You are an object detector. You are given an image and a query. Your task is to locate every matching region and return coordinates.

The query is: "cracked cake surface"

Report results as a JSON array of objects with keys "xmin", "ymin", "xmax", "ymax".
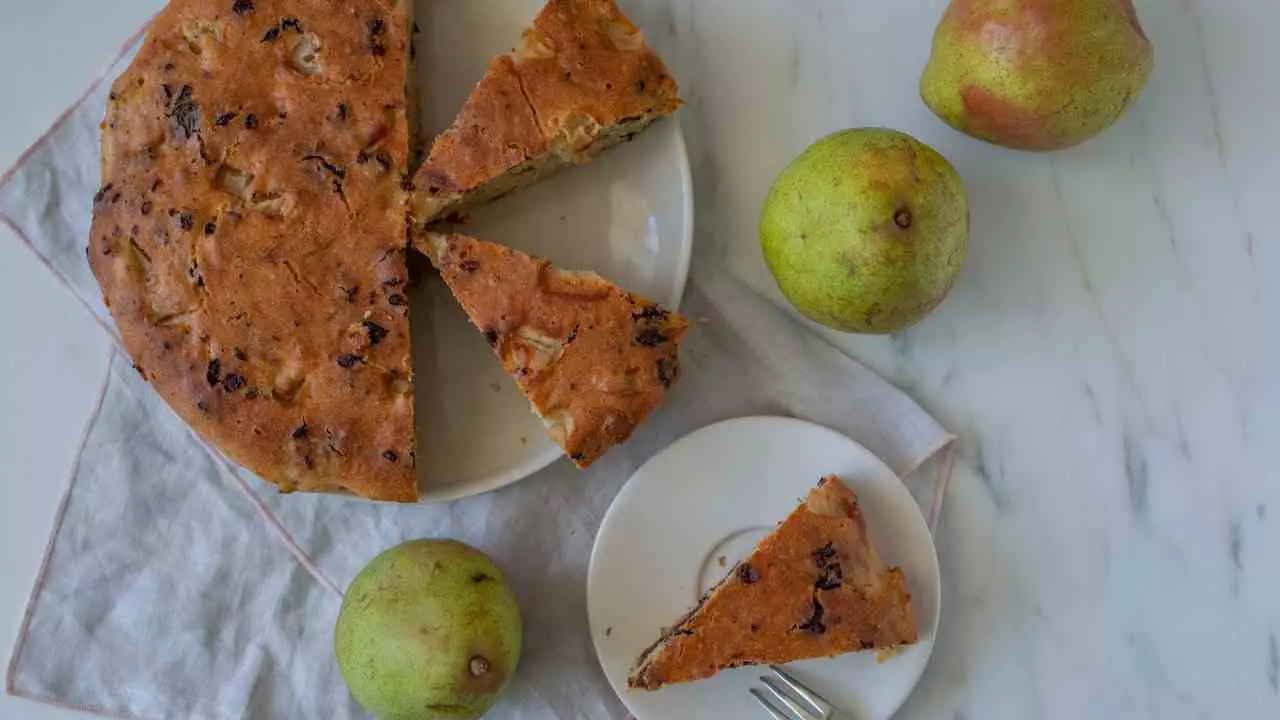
[
  {"xmin": 88, "ymin": 0, "xmax": 418, "ymax": 502},
  {"xmin": 410, "ymin": 0, "xmax": 682, "ymax": 228},
  {"xmin": 422, "ymin": 232, "xmax": 687, "ymax": 468},
  {"xmin": 628, "ymin": 475, "xmax": 918, "ymax": 690}
]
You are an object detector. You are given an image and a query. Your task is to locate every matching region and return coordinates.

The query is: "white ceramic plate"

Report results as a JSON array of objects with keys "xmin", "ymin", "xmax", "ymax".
[
  {"xmin": 409, "ymin": 1, "xmax": 694, "ymax": 501},
  {"xmin": 588, "ymin": 417, "xmax": 941, "ymax": 720}
]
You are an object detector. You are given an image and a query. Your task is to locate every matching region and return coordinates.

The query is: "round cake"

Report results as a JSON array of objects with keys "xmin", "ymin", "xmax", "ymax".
[{"xmin": 88, "ymin": 0, "xmax": 418, "ymax": 501}]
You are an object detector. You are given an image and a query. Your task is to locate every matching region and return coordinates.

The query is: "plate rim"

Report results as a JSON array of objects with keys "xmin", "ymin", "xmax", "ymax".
[
  {"xmin": 586, "ymin": 415, "xmax": 942, "ymax": 720},
  {"xmin": 417, "ymin": 118, "xmax": 696, "ymax": 504}
]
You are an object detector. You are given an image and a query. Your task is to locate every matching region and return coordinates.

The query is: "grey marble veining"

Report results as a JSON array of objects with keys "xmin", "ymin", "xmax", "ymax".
[{"xmin": 636, "ymin": 0, "xmax": 1280, "ymax": 716}]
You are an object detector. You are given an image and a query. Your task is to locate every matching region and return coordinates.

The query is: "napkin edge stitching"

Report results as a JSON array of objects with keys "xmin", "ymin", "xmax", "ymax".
[
  {"xmin": 4, "ymin": 359, "xmax": 124, "ymax": 710},
  {"xmin": 0, "ymin": 19, "xmax": 155, "ymax": 193},
  {"xmin": 0, "ymin": 213, "xmax": 123, "ymax": 347},
  {"xmin": 202, "ymin": 442, "xmax": 345, "ymax": 600}
]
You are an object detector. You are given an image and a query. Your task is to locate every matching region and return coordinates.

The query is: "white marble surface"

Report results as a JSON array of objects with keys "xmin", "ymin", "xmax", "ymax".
[{"xmin": 0, "ymin": 0, "xmax": 1276, "ymax": 718}]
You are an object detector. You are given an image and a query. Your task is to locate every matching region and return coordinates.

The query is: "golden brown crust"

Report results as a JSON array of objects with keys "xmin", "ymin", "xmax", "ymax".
[
  {"xmin": 514, "ymin": 0, "xmax": 681, "ymax": 144},
  {"xmin": 412, "ymin": 54, "xmax": 546, "ymax": 218},
  {"xmin": 423, "ymin": 233, "xmax": 686, "ymax": 467},
  {"xmin": 410, "ymin": 0, "xmax": 682, "ymax": 226},
  {"xmin": 629, "ymin": 476, "xmax": 918, "ymax": 690},
  {"xmin": 89, "ymin": 0, "xmax": 417, "ymax": 502}
]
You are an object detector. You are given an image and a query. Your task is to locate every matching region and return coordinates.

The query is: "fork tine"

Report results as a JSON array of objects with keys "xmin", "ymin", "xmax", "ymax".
[
  {"xmin": 770, "ymin": 666, "xmax": 832, "ymax": 717},
  {"xmin": 750, "ymin": 687, "xmax": 797, "ymax": 720},
  {"xmin": 759, "ymin": 676, "xmax": 817, "ymax": 720}
]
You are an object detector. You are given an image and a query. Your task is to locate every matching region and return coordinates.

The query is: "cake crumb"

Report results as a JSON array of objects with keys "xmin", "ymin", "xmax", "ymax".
[
  {"xmin": 877, "ymin": 646, "xmax": 903, "ymax": 663},
  {"xmin": 717, "ymin": 555, "xmax": 726, "ymax": 568}
]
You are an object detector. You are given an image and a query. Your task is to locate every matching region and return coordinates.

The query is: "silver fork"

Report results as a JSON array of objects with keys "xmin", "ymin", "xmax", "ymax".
[{"xmin": 750, "ymin": 666, "xmax": 840, "ymax": 720}]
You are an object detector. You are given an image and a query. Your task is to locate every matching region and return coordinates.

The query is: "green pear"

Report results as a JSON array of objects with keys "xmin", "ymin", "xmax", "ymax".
[
  {"xmin": 760, "ymin": 128, "xmax": 969, "ymax": 335},
  {"xmin": 335, "ymin": 540, "xmax": 522, "ymax": 720},
  {"xmin": 921, "ymin": 0, "xmax": 1154, "ymax": 151}
]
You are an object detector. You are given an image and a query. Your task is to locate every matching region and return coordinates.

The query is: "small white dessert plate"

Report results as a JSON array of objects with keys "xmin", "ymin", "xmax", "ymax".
[
  {"xmin": 410, "ymin": 0, "xmax": 693, "ymax": 501},
  {"xmin": 587, "ymin": 417, "xmax": 941, "ymax": 720}
]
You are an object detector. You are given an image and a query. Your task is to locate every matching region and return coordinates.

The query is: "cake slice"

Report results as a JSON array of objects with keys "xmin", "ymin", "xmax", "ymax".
[
  {"xmin": 422, "ymin": 233, "xmax": 687, "ymax": 468},
  {"xmin": 629, "ymin": 476, "xmax": 918, "ymax": 690},
  {"xmin": 410, "ymin": 0, "xmax": 681, "ymax": 227}
]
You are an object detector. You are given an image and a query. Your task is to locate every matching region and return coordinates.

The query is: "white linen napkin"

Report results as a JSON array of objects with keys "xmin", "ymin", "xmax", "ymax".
[{"xmin": 1, "ymin": 34, "xmax": 955, "ymax": 720}]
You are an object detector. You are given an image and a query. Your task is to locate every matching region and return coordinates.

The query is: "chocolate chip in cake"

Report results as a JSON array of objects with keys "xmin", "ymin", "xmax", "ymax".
[
  {"xmin": 93, "ymin": 183, "xmax": 114, "ymax": 204},
  {"xmin": 813, "ymin": 543, "xmax": 837, "ymax": 568},
  {"xmin": 571, "ymin": 452, "xmax": 586, "ymax": 462},
  {"xmin": 203, "ymin": 221, "xmax": 217, "ymax": 235},
  {"xmin": 634, "ymin": 328, "xmax": 667, "ymax": 348},
  {"xmin": 636, "ymin": 78, "xmax": 647, "ymax": 95},
  {"xmin": 243, "ymin": 114, "xmax": 258, "ymax": 130},
  {"xmin": 483, "ymin": 329, "xmax": 499, "ymax": 347},
  {"xmin": 367, "ymin": 17, "xmax": 387, "ymax": 57},
  {"xmin": 382, "ymin": 450, "xmax": 398, "ymax": 462},
  {"xmin": 261, "ymin": 25, "xmax": 280, "ymax": 42},
  {"xmin": 374, "ymin": 151, "xmax": 391, "ymax": 171},
  {"xmin": 797, "ymin": 597, "xmax": 827, "ymax": 635},
  {"xmin": 633, "ymin": 305, "xmax": 669, "ymax": 322},
  {"xmin": 362, "ymin": 320, "xmax": 389, "ymax": 346},
  {"xmin": 196, "ymin": 400, "xmax": 208, "ymax": 413},
  {"xmin": 815, "ymin": 563, "xmax": 843, "ymax": 591},
  {"xmin": 336, "ymin": 353, "xmax": 363, "ymax": 369},
  {"xmin": 737, "ymin": 563, "xmax": 760, "ymax": 584},
  {"xmin": 140, "ymin": 200, "xmax": 153, "ymax": 215},
  {"xmin": 231, "ymin": 0, "xmax": 255, "ymax": 15},
  {"xmin": 165, "ymin": 84, "xmax": 200, "ymax": 140},
  {"xmin": 292, "ymin": 423, "xmax": 309, "ymax": 439},
  {"xmin": 388, "ymin": 293, "xmax": 407, "ymax": 307},
  {"xmin": 215, "ymin": 111, "xmax": 239, "ymax": 126},
  {"xmin": 222, "ymin": 373, "xmax": 246, "ymax": 393},
  {"xmin": 459, "ymin": 259, "xmax": 481, "ymax": 273},
  {"xmin": 206, "ymin": 358, "xmax": 222, "ymax": 387},
  {"xmin": 566, "ymin": 323, "xmax": 580, "ymax": 344},
  {"xmin": 280, "ymin": 17, "xmax": 302, "ymax": 32}
]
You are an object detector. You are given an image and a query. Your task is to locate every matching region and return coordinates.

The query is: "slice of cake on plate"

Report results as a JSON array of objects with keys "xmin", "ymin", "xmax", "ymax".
[
  {"xmin": 410, "ymin": 0, "xmax": 682, "ymax": 227},
  {"xmin": 89, "ymin": 0, "xmax": 418, "ymax": 502},
  {"xmin": 421, "ymin": 232, "xmax": 687, "ymax": 468},
  {"xmin": 629, "ymin": 475, "xmax": 918, "ymax": 690}
]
